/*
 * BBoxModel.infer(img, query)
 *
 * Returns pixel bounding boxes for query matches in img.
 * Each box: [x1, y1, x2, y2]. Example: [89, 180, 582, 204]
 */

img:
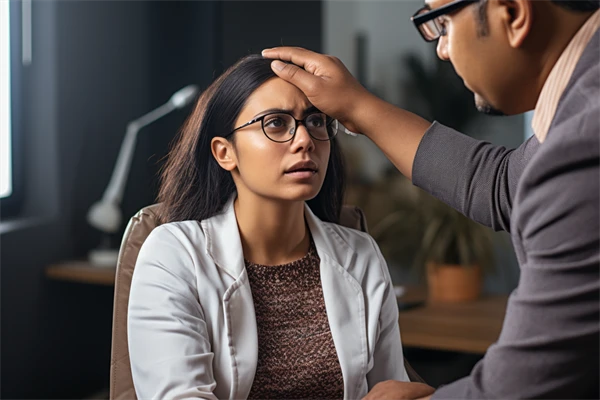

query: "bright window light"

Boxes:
[0, 0, 11, 199]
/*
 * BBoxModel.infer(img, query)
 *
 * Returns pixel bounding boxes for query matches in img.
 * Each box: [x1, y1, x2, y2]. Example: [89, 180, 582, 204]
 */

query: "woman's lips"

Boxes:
[284, 169, 317, 179]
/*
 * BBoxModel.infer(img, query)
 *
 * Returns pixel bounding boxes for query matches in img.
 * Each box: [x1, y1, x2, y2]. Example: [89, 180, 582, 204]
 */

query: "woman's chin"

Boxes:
[278, 185, 322, 203]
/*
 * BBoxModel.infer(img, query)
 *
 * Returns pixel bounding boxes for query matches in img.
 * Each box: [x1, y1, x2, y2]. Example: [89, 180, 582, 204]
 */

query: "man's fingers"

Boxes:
[263, 46, 323, 91]
[262, 46, 314, 67]
[270, 60, 318, 94]
[262, 46, 327, 75]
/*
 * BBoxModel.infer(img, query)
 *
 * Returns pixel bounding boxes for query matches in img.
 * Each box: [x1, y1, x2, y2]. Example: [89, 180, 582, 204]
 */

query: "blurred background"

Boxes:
[0, 0, 533, 398]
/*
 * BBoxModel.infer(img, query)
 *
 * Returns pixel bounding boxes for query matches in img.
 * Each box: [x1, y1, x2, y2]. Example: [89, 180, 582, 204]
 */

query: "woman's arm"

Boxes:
[128, 225, 218, 400]
[365, 235, 409, 387]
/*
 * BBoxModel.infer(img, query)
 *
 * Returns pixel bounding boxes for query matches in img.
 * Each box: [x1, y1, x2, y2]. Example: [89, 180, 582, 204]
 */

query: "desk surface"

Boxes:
[46, 261, 116, 286]
[46, 263, 507, 354]
[398, 287, 507, 354]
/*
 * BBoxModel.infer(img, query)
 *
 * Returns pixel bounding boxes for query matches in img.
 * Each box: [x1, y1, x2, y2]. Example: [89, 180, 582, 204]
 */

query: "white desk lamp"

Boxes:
[87, 84, 199, 267]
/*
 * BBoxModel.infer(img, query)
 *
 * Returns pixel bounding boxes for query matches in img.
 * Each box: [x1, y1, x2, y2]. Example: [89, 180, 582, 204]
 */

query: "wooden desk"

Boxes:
[46, 265, 507, 354]
[398, 288, 508, 354]
[46, 261, 116, 286]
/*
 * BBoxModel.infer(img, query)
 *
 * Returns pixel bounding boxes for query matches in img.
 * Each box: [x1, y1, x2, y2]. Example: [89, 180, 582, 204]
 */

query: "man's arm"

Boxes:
[262, 47, 536, 231]
[412, 123, 538, 232]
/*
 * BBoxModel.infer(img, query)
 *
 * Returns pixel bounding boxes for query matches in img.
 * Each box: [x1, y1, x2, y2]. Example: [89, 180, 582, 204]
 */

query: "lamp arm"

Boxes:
[102, 101, 175, 205]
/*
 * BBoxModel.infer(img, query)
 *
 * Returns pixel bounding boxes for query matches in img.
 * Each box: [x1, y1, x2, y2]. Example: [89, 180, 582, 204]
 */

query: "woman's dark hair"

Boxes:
[158, 55, 346, 224]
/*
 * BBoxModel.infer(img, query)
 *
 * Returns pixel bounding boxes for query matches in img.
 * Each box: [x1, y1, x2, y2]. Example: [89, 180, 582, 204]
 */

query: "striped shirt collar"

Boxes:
[531, 10, 600, 143]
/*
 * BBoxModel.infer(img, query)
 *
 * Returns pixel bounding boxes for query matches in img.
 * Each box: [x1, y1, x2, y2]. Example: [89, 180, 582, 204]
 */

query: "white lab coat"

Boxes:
[128, 197, 408, 400]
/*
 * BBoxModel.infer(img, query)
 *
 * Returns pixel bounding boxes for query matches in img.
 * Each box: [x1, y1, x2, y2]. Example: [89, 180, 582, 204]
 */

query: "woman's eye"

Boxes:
[264, 117, 285, 128]
[307, 115, 325, 128]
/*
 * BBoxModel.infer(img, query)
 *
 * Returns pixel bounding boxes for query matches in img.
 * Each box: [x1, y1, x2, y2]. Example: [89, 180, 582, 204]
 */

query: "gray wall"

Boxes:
[220, 1, 322, 68]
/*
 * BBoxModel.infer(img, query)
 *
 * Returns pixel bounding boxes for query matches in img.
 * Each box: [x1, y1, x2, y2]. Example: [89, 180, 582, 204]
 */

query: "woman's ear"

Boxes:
[211, 137, 237, 171]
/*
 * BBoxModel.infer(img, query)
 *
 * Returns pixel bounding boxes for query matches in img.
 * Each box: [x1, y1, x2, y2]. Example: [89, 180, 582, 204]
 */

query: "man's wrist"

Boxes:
[348, 91, 382, 134]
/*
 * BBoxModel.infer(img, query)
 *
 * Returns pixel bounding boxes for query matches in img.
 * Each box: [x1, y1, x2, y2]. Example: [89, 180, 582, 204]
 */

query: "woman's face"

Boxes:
[212, 77, 331, 203]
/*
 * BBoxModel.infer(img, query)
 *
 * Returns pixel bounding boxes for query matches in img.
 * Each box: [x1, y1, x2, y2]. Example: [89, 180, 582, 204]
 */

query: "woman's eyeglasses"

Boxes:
[227, 111, 339, 143]
[412, 0, 479, 42]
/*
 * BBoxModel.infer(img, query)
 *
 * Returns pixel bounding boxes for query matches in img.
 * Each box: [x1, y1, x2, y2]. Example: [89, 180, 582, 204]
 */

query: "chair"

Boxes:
[109, 204, 424, 400]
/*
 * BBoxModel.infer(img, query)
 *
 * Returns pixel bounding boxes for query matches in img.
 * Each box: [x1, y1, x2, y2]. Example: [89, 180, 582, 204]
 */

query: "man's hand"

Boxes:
[261, 46, 370, 132]
[263, 46, 432, 180]
[362, 380, 435, 400]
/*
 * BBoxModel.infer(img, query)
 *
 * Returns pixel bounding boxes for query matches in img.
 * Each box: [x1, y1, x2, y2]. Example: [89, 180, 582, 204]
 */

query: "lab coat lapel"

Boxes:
[222, 269, 258, 399]
[204, 197, 258, 399]
[306, 206, 369, 399]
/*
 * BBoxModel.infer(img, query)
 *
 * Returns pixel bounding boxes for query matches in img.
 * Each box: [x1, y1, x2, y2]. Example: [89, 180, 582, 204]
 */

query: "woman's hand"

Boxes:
[261, 46, 372, 133]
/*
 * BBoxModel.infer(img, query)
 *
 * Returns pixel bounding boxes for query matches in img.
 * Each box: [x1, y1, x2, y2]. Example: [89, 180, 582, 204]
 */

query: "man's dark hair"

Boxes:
[475, 0, 599, 36]
[158, 55, 346, 225]
[551, 0, 599, 12]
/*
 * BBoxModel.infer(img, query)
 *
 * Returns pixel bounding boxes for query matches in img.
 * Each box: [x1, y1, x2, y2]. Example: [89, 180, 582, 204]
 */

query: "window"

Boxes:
[0, 0, 23, 218]
[0, 0, 11, 200]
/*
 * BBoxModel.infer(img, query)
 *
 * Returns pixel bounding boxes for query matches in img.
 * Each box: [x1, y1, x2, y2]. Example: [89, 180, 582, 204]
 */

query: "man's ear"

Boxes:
[497, 0, 533, 48]
[211, 137, 237, 171]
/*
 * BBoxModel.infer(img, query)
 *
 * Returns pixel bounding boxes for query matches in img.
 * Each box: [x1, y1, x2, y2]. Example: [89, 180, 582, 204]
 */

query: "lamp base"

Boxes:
[88, 248, 119, 268]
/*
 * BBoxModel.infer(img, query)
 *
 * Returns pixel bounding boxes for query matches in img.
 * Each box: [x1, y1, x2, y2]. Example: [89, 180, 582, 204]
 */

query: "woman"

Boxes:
[128, 55, 408, 400]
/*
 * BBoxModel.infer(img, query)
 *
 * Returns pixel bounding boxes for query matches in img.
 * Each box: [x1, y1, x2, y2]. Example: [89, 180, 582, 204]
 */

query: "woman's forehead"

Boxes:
[240, 77, 312, 118]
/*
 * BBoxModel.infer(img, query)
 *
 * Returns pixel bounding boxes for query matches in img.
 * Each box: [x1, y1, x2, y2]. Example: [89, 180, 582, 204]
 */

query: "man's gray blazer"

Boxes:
[413, 31, 599, 399]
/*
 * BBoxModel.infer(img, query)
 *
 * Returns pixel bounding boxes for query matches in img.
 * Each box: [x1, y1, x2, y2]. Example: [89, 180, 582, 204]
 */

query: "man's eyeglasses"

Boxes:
[412, 0, 479, 42]
[227, 111, 338, 143]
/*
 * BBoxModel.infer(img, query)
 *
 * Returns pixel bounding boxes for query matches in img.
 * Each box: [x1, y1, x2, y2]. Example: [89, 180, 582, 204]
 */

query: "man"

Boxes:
[261, 0, 599, 398]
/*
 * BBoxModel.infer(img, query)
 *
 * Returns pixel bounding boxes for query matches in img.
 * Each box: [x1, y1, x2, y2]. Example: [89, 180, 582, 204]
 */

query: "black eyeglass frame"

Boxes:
[226, 111, 338, 143]
[411, 0, 479, 42]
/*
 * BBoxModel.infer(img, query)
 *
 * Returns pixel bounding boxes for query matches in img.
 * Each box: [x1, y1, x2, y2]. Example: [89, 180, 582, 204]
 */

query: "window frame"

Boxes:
[1, 1, 24, 218]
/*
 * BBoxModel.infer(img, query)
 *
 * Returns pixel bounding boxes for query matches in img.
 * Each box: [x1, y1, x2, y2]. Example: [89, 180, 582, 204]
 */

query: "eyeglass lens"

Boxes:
[261, 113, 337, 142]
[416, 8, 444, 40]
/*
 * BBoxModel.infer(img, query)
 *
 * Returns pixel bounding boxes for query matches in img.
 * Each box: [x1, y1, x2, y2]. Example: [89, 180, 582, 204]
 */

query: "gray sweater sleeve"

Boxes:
[412, 122, 539, 233]
[433, 118, 598, 398]
[413, 113, 599, 398]
[411, 30, 599, 399]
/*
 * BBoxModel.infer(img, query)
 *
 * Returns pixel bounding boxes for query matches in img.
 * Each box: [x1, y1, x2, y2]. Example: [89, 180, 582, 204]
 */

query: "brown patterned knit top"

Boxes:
[245, 240, 344, 400]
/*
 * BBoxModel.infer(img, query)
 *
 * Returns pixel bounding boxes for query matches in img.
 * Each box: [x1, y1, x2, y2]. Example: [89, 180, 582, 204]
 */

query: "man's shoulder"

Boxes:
[553, 31, 600, 137]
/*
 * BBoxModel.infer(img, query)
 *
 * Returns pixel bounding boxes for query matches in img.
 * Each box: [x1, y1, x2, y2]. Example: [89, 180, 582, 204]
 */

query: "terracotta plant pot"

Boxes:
[426, 262, 482, 303]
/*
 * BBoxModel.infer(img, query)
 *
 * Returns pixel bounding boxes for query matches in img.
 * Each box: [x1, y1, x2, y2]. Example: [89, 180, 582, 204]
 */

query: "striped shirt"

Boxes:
[532, 10, 600, 142]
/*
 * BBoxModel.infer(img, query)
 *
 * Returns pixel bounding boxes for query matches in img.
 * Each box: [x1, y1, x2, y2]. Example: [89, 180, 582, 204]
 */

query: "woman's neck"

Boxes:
[234, 193, 310, 266]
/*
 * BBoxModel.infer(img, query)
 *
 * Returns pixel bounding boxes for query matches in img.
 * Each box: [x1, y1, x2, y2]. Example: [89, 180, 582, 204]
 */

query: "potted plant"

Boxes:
[412, 192, 494, 302]
[398, 50, 494, 302]
[368, 176, 495, 303]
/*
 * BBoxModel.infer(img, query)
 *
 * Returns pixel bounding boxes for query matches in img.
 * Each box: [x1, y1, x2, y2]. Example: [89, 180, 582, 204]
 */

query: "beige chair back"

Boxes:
[109, 204, 421, 400]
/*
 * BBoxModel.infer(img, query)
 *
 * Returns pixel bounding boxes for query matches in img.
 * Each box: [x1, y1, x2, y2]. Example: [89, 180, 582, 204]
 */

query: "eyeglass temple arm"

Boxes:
[411, 0, 478, 23]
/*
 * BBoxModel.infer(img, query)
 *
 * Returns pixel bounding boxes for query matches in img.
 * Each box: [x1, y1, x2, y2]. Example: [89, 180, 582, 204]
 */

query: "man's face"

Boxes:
[427, 0, 513, 115]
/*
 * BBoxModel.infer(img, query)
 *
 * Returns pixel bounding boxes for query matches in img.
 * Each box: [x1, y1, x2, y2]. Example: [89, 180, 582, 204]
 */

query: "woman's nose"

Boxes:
[290, 124, 315, 152]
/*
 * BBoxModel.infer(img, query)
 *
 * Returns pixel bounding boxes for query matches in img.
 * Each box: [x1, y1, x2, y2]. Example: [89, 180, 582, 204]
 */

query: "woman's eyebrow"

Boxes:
[252, 106, 321, 119]
[304, 106, 320, 115]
